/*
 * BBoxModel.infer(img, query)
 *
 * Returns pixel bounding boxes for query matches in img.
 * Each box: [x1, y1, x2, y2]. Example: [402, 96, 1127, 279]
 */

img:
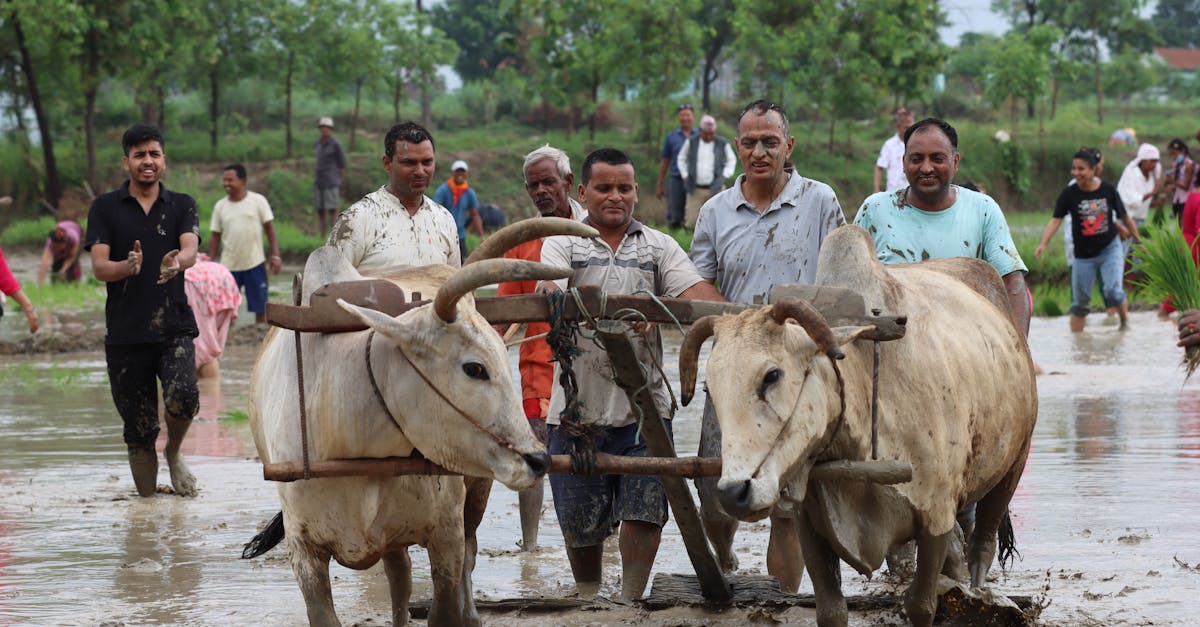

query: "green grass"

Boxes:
[0, 362, 90, 386]
[20, 279, 107, 313]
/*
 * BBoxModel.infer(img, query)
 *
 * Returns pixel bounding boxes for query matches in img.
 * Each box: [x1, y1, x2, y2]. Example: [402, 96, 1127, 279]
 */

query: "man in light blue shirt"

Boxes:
[854, 117, 1029, 334]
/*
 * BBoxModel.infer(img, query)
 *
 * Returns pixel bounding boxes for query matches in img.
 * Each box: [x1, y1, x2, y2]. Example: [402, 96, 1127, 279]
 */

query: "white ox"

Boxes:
[679, 225, 1037, 627]
[250, 219, 596, 626]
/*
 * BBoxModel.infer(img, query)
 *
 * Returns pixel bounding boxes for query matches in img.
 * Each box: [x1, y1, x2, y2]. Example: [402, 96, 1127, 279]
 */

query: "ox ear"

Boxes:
[337, 298, 408, 338]
[831, 325, 875, 348]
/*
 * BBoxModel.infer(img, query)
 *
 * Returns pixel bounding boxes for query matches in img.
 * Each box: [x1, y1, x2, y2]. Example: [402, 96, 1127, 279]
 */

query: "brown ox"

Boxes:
[679, 225, 1037, 627]
[250, 219, 596, 626]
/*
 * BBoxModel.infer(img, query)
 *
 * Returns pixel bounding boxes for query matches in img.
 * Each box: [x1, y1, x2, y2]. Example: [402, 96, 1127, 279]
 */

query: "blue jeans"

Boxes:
[1070, 236, 1125, 317]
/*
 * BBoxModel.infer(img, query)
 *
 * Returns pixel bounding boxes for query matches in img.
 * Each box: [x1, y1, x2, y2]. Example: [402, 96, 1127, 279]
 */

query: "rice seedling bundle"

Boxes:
[1132, 224, 1200, 378]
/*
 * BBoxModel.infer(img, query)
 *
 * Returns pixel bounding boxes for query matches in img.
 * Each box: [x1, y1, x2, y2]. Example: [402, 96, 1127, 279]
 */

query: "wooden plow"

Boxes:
[261, 278, 909, 602]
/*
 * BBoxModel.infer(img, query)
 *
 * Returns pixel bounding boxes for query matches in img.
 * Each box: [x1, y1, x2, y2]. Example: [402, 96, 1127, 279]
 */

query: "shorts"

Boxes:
[105, 337, 199, 447]
[313, 186, 340, 211]
[547, 421, 671, 548]
[231, 263, 269, 314]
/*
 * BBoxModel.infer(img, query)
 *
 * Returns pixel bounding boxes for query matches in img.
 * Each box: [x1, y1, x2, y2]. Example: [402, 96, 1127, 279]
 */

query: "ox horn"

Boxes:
[771, 298, 844, 360]
[464, 217, 599, 265]
[434, 258, 572, 322]
[679, 315, 718, 407]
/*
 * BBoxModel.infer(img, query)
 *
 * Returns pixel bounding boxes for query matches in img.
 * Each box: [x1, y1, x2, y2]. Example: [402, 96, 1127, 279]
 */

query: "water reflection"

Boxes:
[1070, 395, 1120, 461]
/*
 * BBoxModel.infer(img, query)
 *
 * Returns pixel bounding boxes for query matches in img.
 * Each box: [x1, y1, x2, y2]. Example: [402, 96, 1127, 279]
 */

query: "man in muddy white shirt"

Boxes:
[326, 122, 459, 271]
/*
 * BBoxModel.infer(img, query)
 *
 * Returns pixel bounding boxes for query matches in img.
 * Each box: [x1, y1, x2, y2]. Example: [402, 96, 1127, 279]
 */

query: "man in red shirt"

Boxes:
[497, 145, 585, 550]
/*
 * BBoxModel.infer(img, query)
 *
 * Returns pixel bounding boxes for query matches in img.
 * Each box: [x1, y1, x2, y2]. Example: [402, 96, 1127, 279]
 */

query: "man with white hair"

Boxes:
[676, 114, 736, 229]
[496, 144, 585, 551]
[1117, 142, 1162, 255]
[873, 107, 915, 193]
[313, 116, 347, 236]
[433, 159, 484, 260]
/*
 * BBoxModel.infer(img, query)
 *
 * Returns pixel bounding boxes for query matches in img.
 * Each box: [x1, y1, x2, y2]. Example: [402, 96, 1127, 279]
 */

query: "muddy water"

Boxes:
[1, 311, 1198, 625]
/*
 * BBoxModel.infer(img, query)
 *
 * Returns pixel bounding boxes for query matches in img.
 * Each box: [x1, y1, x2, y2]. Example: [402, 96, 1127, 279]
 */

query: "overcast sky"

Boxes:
[940, 0, 1160, 47]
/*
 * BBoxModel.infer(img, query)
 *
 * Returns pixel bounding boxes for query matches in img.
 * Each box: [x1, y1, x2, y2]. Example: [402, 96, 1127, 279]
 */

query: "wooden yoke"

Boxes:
[267, 282, 908, 340]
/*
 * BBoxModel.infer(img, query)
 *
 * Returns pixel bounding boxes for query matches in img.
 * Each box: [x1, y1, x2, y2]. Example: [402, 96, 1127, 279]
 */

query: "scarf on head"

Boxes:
[448, 177, 470, 207]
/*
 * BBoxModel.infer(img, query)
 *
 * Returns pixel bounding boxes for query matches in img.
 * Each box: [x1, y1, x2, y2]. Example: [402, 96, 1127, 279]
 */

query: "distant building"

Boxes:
[1153, 47, 1200, 82]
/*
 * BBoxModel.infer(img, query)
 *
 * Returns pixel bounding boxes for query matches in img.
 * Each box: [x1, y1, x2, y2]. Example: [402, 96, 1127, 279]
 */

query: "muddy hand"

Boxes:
[158, 249, 181, 284]
[127, 240, 143, 276]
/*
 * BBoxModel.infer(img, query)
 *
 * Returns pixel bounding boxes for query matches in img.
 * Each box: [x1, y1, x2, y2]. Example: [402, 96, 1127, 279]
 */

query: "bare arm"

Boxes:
[873, 166, 883, 193]
[656, 157, 669, 200]
[1122, 214, 1141, 243]
[91, 242, 141, 282]
[468, 207, 484, 237]
[208, 231, 222, 260]
[1002, 271, 1030, 337]
[37, 248, 52, 285]
[1033, 217, 1064, 258]
[677, 280, 727, 302]
[8, 287, 38, 333]
[263, 221, 282, 274]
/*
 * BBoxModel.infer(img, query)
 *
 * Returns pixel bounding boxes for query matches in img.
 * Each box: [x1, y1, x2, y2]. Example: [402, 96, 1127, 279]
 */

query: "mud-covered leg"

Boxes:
[796, 510, 847, 627]
[161, 337, 199, 497]
[382, 549, 412, 626]
[968, 458, 1025, 587]
[904, 528, 951, 627]
[767, 512, 805, 592]
[940, 522, 970, 583]
[460, 477, 490, 627]
[290, 543, 341, 627]
[425, 527, 466, 627]
[697, 395, 739, 572]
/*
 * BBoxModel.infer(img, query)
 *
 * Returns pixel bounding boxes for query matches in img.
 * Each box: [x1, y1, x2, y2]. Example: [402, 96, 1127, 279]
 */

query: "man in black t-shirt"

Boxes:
[85, 124, 202, 498]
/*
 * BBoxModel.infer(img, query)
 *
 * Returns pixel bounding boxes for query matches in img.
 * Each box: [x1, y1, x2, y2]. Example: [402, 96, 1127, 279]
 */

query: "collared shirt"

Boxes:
[314, 136, 348, 190]
[690, 171, 847, 305]
[677, 136, 736, 187]
[855, 185, 1027, 275]
[326, 186, 460, 271]
[211, 191, 274, 272]
[875, 134, 906, 191]
[541, 218, 704, 428]
[660, 127, 695, 177]
[84, 181, 201, 345]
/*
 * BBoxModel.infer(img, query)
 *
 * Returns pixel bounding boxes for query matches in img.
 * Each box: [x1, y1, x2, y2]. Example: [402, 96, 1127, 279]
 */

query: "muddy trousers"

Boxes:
[105, 337, 200, 447]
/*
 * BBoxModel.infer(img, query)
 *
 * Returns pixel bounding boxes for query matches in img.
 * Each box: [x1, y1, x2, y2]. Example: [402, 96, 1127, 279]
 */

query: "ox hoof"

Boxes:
[167, 454, 198, 497]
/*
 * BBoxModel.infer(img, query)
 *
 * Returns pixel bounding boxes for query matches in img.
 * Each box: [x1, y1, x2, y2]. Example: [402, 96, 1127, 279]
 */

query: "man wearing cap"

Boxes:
[655, 104, 696, 229]
[676, 114, 735, 230]
[1117, 142, 1162, 255]
[433, 159, 484, 261]
[314, 116, 348, 236]
[874, 107, 915, 193]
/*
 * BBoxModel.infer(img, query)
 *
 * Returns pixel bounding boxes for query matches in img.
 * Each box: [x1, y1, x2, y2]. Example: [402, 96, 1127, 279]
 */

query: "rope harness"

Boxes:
[545, 289, 602, 475]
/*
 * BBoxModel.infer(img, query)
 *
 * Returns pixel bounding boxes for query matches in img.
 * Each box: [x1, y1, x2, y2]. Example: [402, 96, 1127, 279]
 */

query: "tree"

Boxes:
[261, 0, 317, 158]
[310, 0, 385, 152]
[694, 0, 735, 111]
[2, 0, 86, 210]
[983, 26, 1057, 123]
[379, 2, 457, 126]
[1151, 0, 1200, 47]
[1104, 48, 1159, 122]
[429, 0, 520, 82]
[993, 0, 1158, 124]
[189, 0, 261, 159]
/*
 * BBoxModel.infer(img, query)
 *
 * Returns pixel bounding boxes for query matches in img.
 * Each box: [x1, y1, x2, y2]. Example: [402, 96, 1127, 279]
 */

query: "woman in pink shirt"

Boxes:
[0, 244, 39, 333]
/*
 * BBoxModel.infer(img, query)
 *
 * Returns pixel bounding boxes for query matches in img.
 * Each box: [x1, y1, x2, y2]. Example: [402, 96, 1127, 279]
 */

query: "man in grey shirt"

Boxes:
[314, 116, 348, 236]
[688, 99, 846, 592]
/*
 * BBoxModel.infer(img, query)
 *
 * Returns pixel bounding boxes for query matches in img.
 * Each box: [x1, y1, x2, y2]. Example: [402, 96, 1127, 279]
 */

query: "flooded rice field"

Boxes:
[1, 310, 1198, 625]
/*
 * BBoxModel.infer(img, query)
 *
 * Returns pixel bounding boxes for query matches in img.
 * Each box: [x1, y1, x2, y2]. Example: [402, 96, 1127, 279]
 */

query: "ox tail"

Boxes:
[997, 508, 1020, 570]
[241, 511, 285, 559]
